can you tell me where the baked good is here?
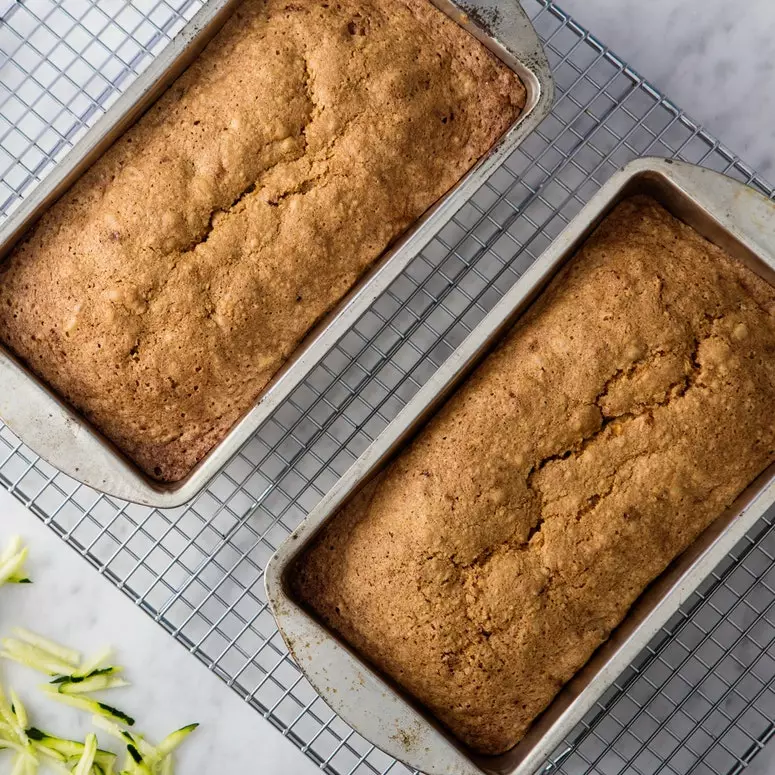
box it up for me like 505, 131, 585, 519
293, 196, 775, 755
0, 0, 525, 481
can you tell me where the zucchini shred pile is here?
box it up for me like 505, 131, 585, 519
0, 536, 198, 774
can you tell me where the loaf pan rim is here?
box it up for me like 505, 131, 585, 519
0, 0, 554, 507
265, 156, 775, 775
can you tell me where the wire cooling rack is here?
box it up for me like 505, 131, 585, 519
2, 2, 774, 774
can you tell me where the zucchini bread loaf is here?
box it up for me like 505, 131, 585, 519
293, 196, 775, 754
0, 0, 525, 481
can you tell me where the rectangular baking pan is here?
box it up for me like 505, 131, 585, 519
0, 0, 554, 507
265, 157, 775, 775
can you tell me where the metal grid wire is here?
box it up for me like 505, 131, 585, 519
1, 1, 774, 773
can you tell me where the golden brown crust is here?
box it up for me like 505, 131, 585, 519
293, 196, 775, 754
0, 0, 525, 481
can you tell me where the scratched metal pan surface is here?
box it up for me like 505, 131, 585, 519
0, 0, 553, 507
265, 158, 775, 775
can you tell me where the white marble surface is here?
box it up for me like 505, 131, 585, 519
559, 0, 775, 180
1, 2, 774, 774
0, 490, 318, 775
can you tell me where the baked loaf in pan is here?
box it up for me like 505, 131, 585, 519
293, 196, 775, 755
0, 0, 525, 481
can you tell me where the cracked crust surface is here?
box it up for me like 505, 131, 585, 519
293, 196, 775, 755
0, 0, 525, 481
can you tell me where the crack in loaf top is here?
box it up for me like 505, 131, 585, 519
292, 197, 775, 754
0, 0, 526, 481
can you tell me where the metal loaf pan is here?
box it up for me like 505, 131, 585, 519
0, 0, 553, 507
265, 158, 775, 775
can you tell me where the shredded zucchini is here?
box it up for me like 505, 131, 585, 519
71, 733, 97, 775
1, 641, 78, 677
26, 728, 116, 770
1, 685, 118, 775
1, 628, 81, 676
1, 629, 130, 706
0, 683, 36, 775
90, 719, 151, 760
12, 630, 80, 667
55, 670, 129, 696
0, 537, 199, 774
153, 725, 198, 760
0, 537, 31, 585
91, 717, 197, 775
73, 649, 113, 680
40, 688, 135, 727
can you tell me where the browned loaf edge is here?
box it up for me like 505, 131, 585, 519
0, 0, 525, 481
292, 196, 775, 755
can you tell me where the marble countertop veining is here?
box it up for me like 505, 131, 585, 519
558, 0, 775, 180
1, 1, 773, 774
